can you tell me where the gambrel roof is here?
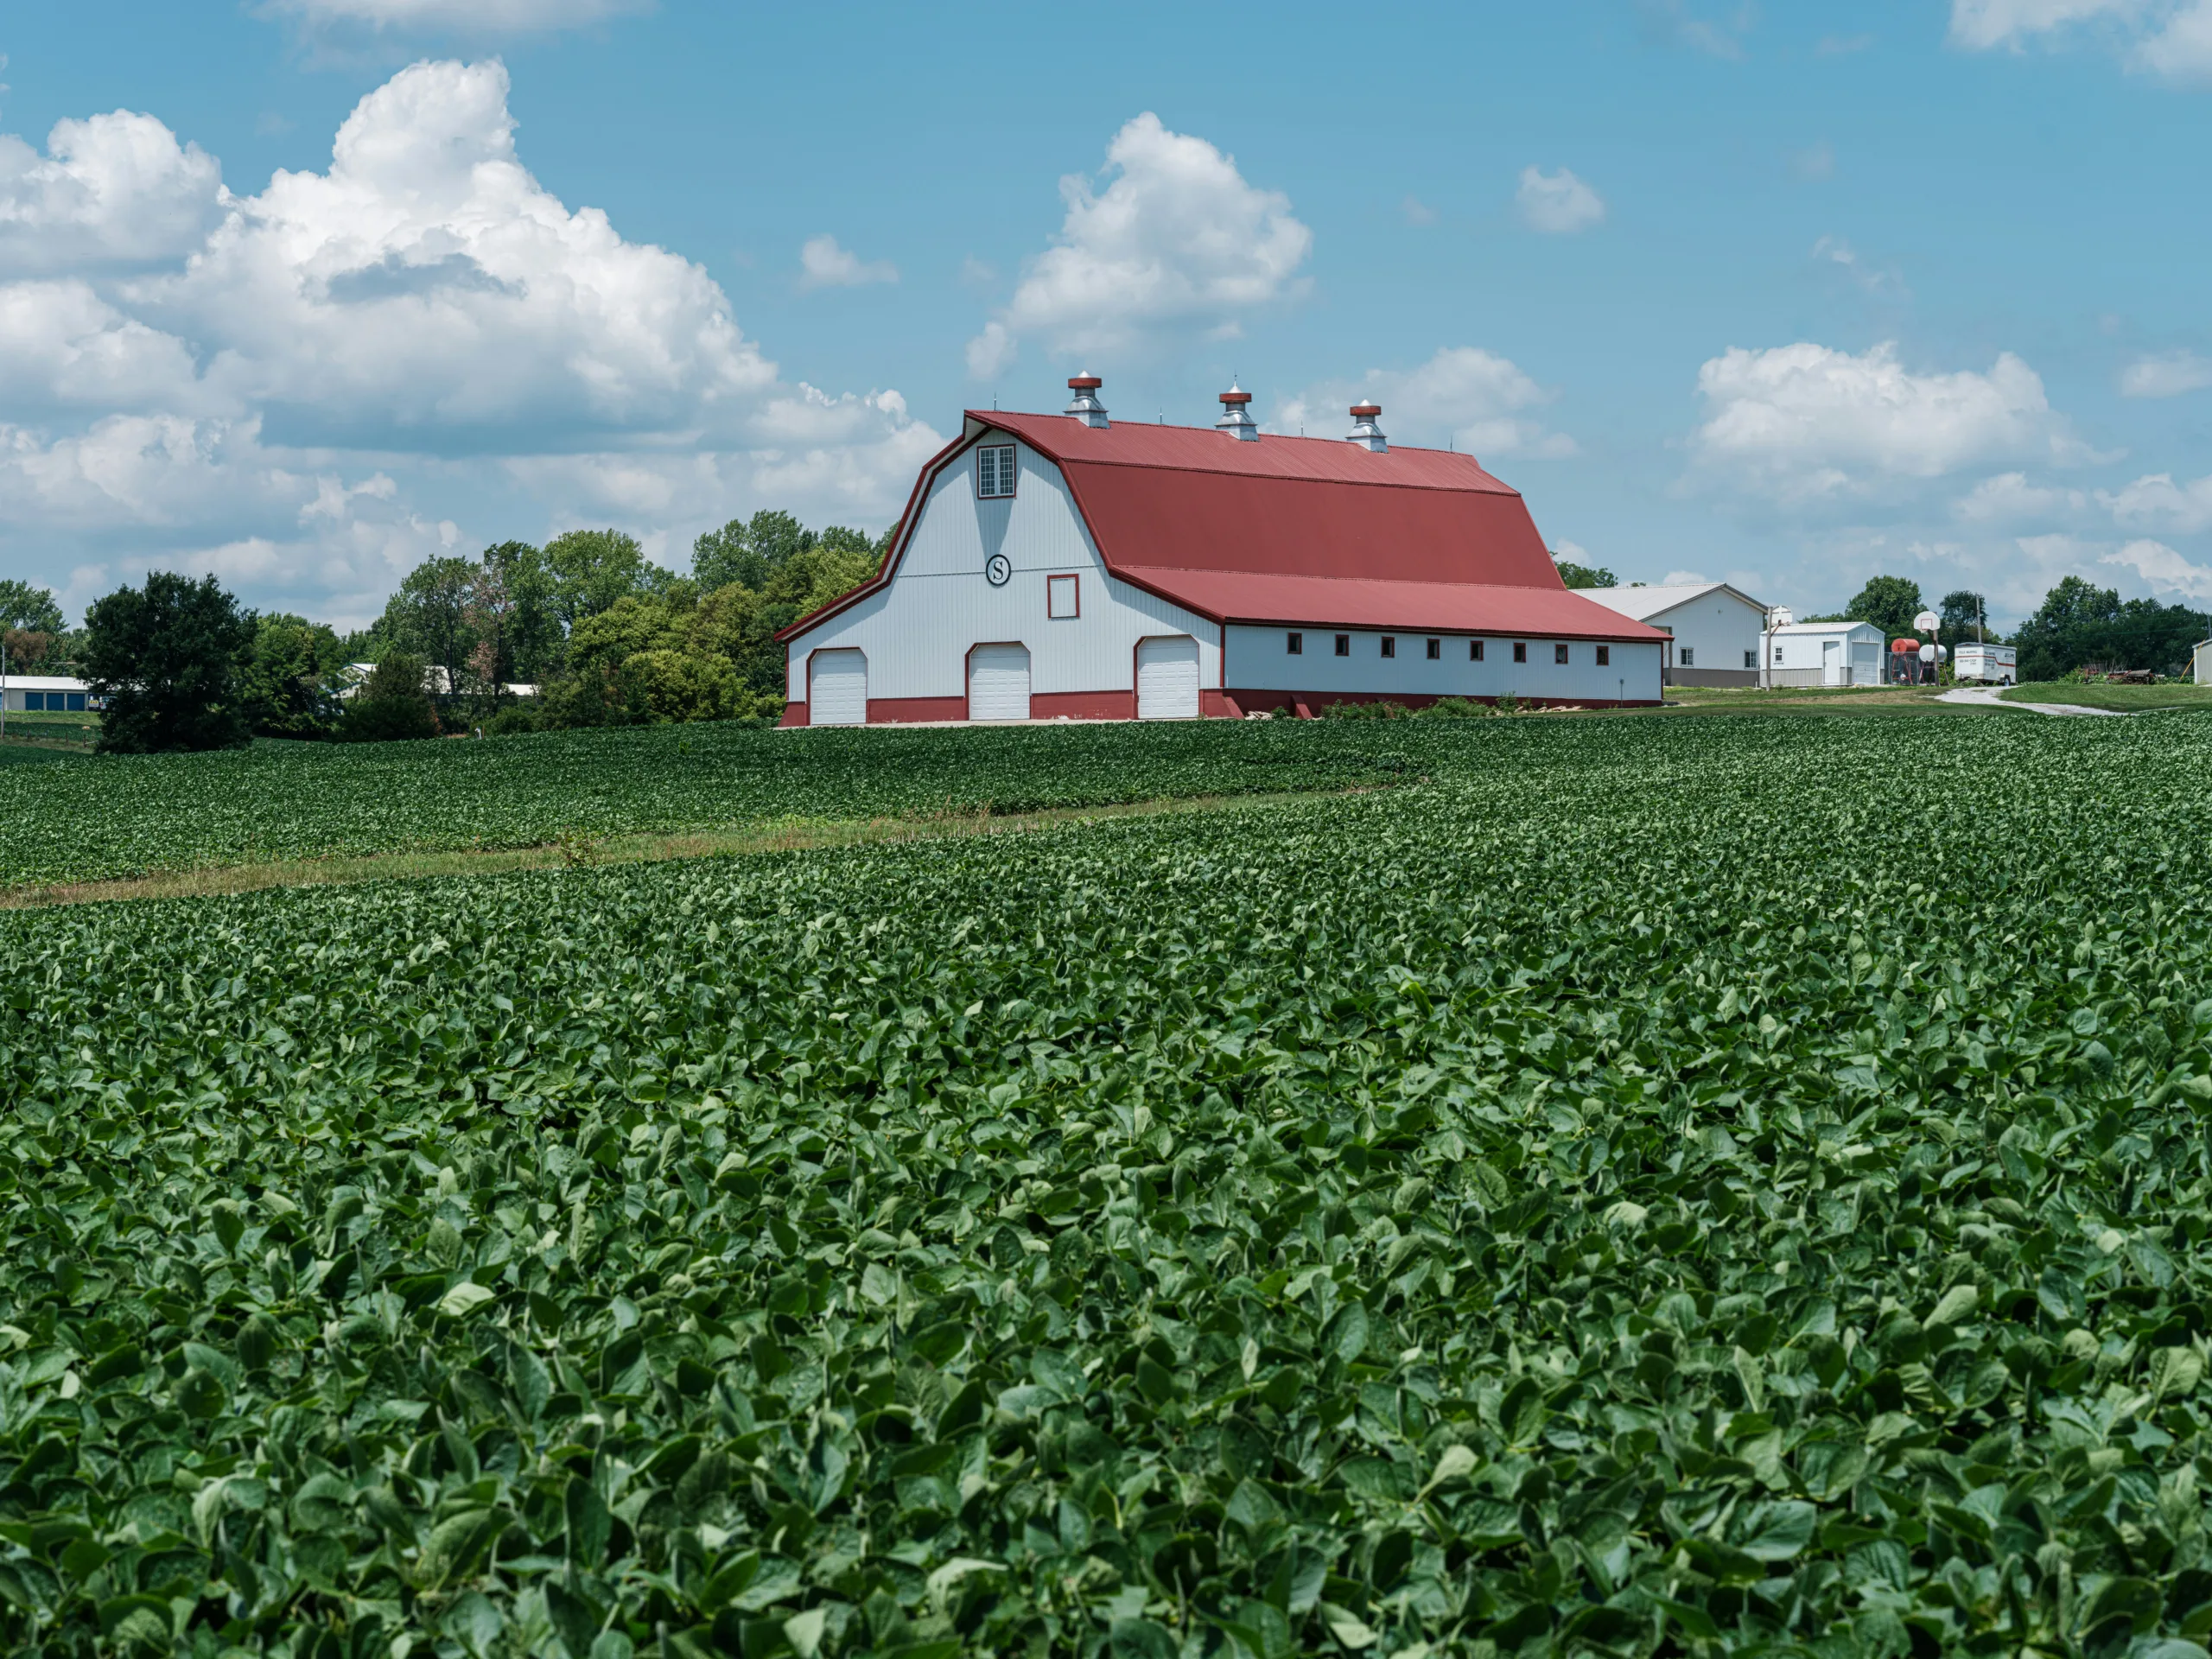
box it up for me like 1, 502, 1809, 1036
779, 411, 1669, 645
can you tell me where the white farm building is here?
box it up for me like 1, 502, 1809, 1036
0, 675, 91, 713
778, 377, 1669, 724
1767, 620, 1886, 688
1578, 582, 1769, 687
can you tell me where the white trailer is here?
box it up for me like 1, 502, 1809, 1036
1954, 645, 2017, 685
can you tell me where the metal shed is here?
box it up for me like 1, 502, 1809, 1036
1765, 621, 1886, 688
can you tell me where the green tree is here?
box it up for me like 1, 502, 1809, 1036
0, 579, 64, 635
692, 511, 817, 592
546, 529, 672, 629
340, 652, 440, 742
82, 572, 257, 753
1937, 589, 1991, 650
3, 628, 54, 672
1551, 550, 1618, 589
2012, 575, 2208, 682
1843, 575, 1925, 642
468, 542, 560, 688
240, 613, 346, 738
378, 556, 476, 702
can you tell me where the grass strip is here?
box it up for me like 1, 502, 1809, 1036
0, 787, 1364, 910
1998, 679, 2212, 711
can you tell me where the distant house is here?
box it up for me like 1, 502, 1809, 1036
1578, 582, 1768, 687
1769, 621, 1885, 688
2195, 639, 2212, 686
1, 674, 92, 713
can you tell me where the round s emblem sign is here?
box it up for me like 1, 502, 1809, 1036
984, 554, 1012, 587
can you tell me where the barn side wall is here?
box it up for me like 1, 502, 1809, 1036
1223, 626, 1664, 705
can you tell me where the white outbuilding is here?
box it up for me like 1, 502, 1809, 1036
776, 375, 1669, 723
1577, 582, 1769, 687
0, 674, 91, 713
1766, 620, 1886, 688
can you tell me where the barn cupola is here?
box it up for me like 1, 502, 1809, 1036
1347, 400, 1387, 453
1065, 372, 1109, 429
1216, 382, 1259, 442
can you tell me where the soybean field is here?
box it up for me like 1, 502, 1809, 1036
0, 722, 1421, 892
3, 712, 2212, 1658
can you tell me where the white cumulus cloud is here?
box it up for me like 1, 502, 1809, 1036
2121, 350, 2212, 397
1948, 0, 2212, 79
1281, 346, 1576, 460
0, 111, 226, 273
798, 233, 897, 290
1690, 340, 2084, 501
0, 60, 940, 626
966, 112, 1312, 378
2102, 537, 2212, 599
2102, 471, 2212, 533
257, 0, 649, 34
1516, 166, 1605, 234
134, 59, 777, 447
1954, 471, 2088, 522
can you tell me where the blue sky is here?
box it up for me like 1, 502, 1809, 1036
2, 0, 2209, 628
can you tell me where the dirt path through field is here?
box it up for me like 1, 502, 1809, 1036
1937, 686, 2128, 717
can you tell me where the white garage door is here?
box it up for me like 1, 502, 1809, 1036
968, 644, 1031, 721
809, 649, 868, 726
1136, 634, 1200, 719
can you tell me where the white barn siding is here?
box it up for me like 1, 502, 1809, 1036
1226, 627, 1662, 704
785, 438, 1217, 714
1652, 595, 1764, 684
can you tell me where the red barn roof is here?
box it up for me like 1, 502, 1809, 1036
778, 411, 1666, 643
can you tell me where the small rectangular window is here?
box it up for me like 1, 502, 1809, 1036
1680, 647, 1695, 668
1773, 645, 1783, 664
1470, 639, 1484, 662
1334, 634, 1350, 657
1287, 631, 1302, 655
1380, 636, 1396, 658
1597, 645, 1611, 667
1426, 638, 1440, 660
1554, 643, 1569, 665
976, 443, 1016, 499
1046, 574, 1079, 619
1513, 642, 1528, 664
1744, 650, 1756, 669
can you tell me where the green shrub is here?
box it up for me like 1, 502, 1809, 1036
338, 652, 440, 742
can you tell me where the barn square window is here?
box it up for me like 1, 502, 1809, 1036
1380, 636, 1396, 658
1470, 639, 1484, 662
1597, 645, 1610, 666
1334, 634, 1350, 657
1046, 574, 1079, 619
1680, 647, 1696, 668
1554, 643, 1569, 665
1426, 638, 1440, 659
1512, 642, 1528, 664
976, 443, 1017, 499
1287, 631, 1303, 655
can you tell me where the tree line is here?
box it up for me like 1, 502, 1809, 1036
0, 512, 887, 753
1821, 574, 2208, 682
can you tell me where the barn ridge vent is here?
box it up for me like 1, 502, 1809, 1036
1348, 399, 1387, 453
1065, 372, 1109, 429
1216, 381, 1259, 442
